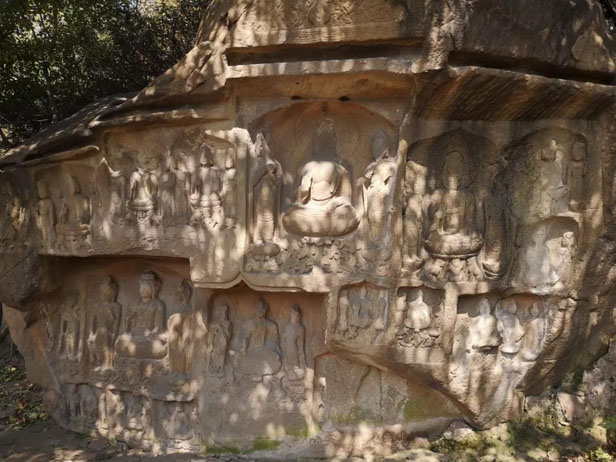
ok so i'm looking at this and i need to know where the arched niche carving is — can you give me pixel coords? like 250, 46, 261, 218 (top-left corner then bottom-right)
244, 101, 400, 288
403, 129, 508, 288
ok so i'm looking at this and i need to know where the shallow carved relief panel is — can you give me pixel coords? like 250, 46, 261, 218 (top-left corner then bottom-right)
232, 0, 408, 47
39, 259, 198, 448
504, 128, 594, 296
0, 177, 28, 252
0, 71, 606, 449
94, 127, 248, 285
449, 295, 552, 425
336, 284, 391, 344
395, 287, 443, 350
196, 288, 326, 441
32, 164, 95, 255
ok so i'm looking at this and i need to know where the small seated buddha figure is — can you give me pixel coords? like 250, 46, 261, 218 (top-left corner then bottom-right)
282, 119, 359, 237
115, 271, 167, 360
424, 151, 484, 258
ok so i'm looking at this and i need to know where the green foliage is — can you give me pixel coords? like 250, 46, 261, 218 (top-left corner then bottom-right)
0, 0, 205, 151
602, 416, 616, 432
588, 447, 614, 462
0, 365, 47, 430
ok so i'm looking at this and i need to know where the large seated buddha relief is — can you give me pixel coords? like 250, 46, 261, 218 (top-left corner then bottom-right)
244, 101, 403, 291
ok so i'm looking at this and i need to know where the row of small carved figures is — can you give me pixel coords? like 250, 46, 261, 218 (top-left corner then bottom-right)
32, 162, 237, 248
62, 383, 195, 442
337, 287, 547, 360
48, 272, 309, 384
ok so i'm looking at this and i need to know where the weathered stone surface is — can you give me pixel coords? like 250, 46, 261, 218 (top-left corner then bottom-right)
1, 0, 616, 455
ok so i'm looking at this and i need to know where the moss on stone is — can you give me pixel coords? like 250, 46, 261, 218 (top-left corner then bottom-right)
332, 405, 374, 424
252, 436, 281, 451
285, 426, 312, 438
428, 417, 609, 461
202, 443, 243, 455
404, 398, 437, 421
202, 436, 281, 455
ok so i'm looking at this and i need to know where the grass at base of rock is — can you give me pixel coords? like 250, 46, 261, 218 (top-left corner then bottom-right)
429, 417, 615, 462
0, 333, 48, 431
202, 437, 281, 455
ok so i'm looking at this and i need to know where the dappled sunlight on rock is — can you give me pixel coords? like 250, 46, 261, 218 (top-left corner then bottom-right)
2, 0, 616, 459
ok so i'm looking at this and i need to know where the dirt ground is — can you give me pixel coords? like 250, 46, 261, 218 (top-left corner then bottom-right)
0, 324, 203, 462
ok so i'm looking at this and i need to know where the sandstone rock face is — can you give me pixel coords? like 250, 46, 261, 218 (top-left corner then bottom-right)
2, 0, 616, 454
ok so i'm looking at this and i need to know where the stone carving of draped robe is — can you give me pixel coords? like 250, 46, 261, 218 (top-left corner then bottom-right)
234, 298, 281, 380
58, 176, 91, 247
470, 300, 501, 351
537, 140, 568, 218
496, 299, 525, 355
222, 149, 238, 228
158, 156, 177, 226
363, 139, 396, 260
36, 180, 57, 246
250, 133, 282, 256
425, 151, 483, 258
282, 305, 307, 381
87, 277, 121, 369
405, 290, 432, 333
567, 140, 586, 212
206, 303, 232, 377
282, 120, 359, 237
128, 161, 160, 225
115, 271, 167, 360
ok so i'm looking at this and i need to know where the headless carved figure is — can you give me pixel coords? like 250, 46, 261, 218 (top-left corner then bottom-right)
130, 168, 156, 208
282, 120, 359, 237
470, 299, 501, 351
128, 157, 160, 224
191, 145, 222, 228
405, 290, 432, 333
158, 153, 177, 225
59, 292, 81, 360
168, 279, 194, 374
403, 168, 424, 269
234, 298, 281, 380
538, 140, 568, 217
521, 303, 545, 362
497, 300, 525, 355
